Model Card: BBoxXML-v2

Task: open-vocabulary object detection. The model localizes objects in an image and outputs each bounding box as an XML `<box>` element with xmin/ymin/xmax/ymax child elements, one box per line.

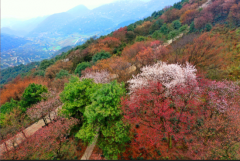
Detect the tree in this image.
<box><xmin>172</xmin><ymin>20</ymin><xmax>182</xmax><ymax>30</ymax></box>
<box><xmin>60</xmin><ymin>77</ymin><xmax>100</xmax><ymax>121</ymax></box>
<box><xmin>127</xmin><ymin>62</ymin><xmax>197</xmax><ymax>93</ymax></box>
<box><xmin>113</xmin><ymin>27</ymin><xmax>127</xmax><ymax>41</ymax></box>
<box><xmin>39</xmin><ymin>59</ymin><xmax>54</xmax><ymax>70</ymax></box>
<box><xmin>180</xmin><ymin>10</ymin><xmax>197</xmax><ymax>25</ymax></box>
<box><xmin>189</xmin><ymin>21</ymin><xmax>196</xmax><ymax>33</ymax></box>
<box><xmin>160</xmin><ymin>23</ymin><xmax>169</xmax><ymax>35</ymax></box>
<box><xmin>21</xmin><ymin>83</ymin><xmax>48</xmax><ymax>110</ymax></box>
<box><xmin>80</xmin><ymin>70</ymin><xmax>110</xmax><ymax>84</ymax></box>
<box><xmin>121</xmin><ymin>80</ymin><xmax>202</xmax><ymax>157</ymax></box>
<box><xmin>92</xmin><ymin>51</ymin><xmax>111</xmax><ymax>64</ymax></box>
<box><xmin>55</xmin><ymin>69</ymin><xmax>69</xmax><ymax>79</ymax></box>
<box><xmin>76</xmin><ymin>80</ymin><xmax>130</xmax><ymax>159</ymax></box>
<box><xmin>205</xmin><ymin>23</ymin><xmax>212</xmax><ymax>31</ymax></box>
<box><xmin>149</xmin><ymin>19</ymin><xmax>164</xmax><ymax>34</ymax></box>
<box><xmin>74</xmin><ymin>62</ymin><xmax>91</xmax><ymax>77</ymax></box>
<box><xmin>194</xmin><ymin>11</ymin><xmax>213</xmax><ymax>29</ymax></box>
<box><xmin>0</xmin><ymin>98</ymin><xmax>19</xmax><ymax>114</ymax></box>
<box><xmin>45</xmin><ymin>60</ymin><xmax>73</xmax><ymax>79</ymax></box>
<box><xmin>27</xmin><ymin>97</ymin><xmax>61</xmax><ymax>126</ymax></box>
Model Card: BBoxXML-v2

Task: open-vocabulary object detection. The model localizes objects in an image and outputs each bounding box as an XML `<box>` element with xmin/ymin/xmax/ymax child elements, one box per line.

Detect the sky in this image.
<box><xmin>1</xmin><ymin>0</ymin><xmax>118</xmax><ymax>20</ymax></box>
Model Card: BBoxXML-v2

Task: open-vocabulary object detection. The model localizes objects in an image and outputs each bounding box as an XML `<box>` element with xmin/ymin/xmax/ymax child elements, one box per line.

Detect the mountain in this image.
<box><xmin>66</xmin><ymin>4</ymin><xmax>90</xmax><ymax>18</ymax></box>
<box><xmin>0</xmin><ymin>34</ymin><xmax>31</xmax><ymax>52</ymax></box>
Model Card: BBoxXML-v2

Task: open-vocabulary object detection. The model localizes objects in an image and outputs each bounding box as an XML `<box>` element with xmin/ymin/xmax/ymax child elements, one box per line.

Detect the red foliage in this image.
<box><xmin>2</xmin><ymin>117</ymin><xmax>79</xmax><ymax>160</ymax></box>
<box><xmin>121</xmin><ymin>81</ymin><xmax>202</xmax><ymax>151</ymax></box>
<box><xmin>113</xmin><ymin>27</ymin><xmax>127</xmax><ymax>41</ymax></box>
<box><xmin>0</xmin><ymin>76</ymin><xmax>48</xmax><ymax>105</ymax></box>
<box><xmin>180</xmin><ymin>10</ymin><xmax>197</xmax><ymax>25</ymax></box>
<box><xmin>194</xmin><ymin>11</ymin><xmax>214</xmax><ymax>29</ymax></box>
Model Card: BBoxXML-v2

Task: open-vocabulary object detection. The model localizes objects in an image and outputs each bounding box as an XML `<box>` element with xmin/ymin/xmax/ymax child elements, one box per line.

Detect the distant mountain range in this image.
<box><xmin>1</xmin><ymin>0</ymin><xmax>179</xmax><ymax>69</ymax></box>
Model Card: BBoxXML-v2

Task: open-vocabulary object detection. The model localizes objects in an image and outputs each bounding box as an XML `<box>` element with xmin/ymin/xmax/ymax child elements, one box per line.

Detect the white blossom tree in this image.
<box><xmin>80</xmin><ymin>70</ymin><xmax>110</xmax><ymax>84</ymax></box>
<box><xmin>128</xmin><ymin>61</ymin><xmax>197</xmax><ymax>93</ymax></box>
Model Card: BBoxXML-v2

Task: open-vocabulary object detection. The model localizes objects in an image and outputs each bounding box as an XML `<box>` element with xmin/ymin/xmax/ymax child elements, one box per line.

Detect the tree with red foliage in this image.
<box><xmin>2</xmin><ymin>117</ymin><xmax>79</xmax><ymax>160</ymax></box>
<box><xmin>180</xmin><ymin>10</ymin><xmax>197</xmax><ymax>25</ymax></box>
<box><xmin>113</xmin><ymin>27</ymin><xmax>127</xmax><ymax>41</ymax></box>
<box><xmin>194</xmin><ymin>11</ymin><xmax>214</xmax><ymax>29</ymax></box>
<box><xmin>121</xmin><ymin>80</ymin><xmax>202</xmax><ymax>157</ymax></box>
<box><xmin>182</xmin><ymin>33</ymin><xmax>224</xmax><ymax>68</ymax></box>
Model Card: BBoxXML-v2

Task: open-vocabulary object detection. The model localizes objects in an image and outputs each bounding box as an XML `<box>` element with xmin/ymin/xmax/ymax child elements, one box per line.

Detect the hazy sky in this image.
<box><xmin>1</xmin><ymin>0</ymin><xmax>118</xmax><ymax>19</ymax></box>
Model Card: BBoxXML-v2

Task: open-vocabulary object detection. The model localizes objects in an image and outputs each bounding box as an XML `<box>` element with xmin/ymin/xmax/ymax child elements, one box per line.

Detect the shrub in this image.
<box><xmin>172</xmin><ymin>20</ymin><xmax>182</xmax><ymax>30</ymax></box>
<box><xmin>179</xmin><ymin>24</ymin><xmax>188</xmax><ymax>32</ymax></box>
<box><xmin>74</xmin><ymin>62</ymin><xmax>91</xmax><ymax>77</ymax></box>
<box><xmin>39</xmin><ymin>59</ymin><xmax>54</xmax><ymax>70</ymax></box>
<box><xmin>21</xmin><ymin>83</ymin><xmax>48</xmax><ymax>110</ymax></box>
<box><xmin>0</xmin><ymin>99</ymin><xmax>19</xmax><ymax>114</ymax></box>
<box><xmin>55</xmin><ymin>69</ymin><xmax>69</xmax><ymax>79</ymax></box>
<box><xmin>135</xmin><ymin>36</ymin><xmax>148</xmax><ymax>42</ymax></box>
<box><xmin>33</xmin><ymin>70</ymin><xmax>45</xmax><ymax>77</ymax></box>
<box><xmin>92</xmin><ymin>51</ymin><xmax>111</xmax><ymax>64</ymax></box>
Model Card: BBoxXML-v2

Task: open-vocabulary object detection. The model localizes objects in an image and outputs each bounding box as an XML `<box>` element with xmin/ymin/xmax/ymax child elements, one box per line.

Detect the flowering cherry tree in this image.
<box><xmin>80</xmin><ymin>70</ymin><xmax>110</xmax><ymax>84</ymax></box>
<box><xmin>26</xmin><ymin>97</ymin><xmax>61</xmax><ymax>125</ymax></box>
<box><xmin>128</xmin><ymin>62</ymin><xmax>197</xmax><ymax>93</ymax></box>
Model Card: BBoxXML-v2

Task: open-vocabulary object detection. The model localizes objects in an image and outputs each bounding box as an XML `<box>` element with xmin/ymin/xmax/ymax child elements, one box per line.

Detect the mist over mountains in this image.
<box><xmin>1</xmin><ymin>0</ymin><xmax>179</xmax><ymax>69</ymax></box>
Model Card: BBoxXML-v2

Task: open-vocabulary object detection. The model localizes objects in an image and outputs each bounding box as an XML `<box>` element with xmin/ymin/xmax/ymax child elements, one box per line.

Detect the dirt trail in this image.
<box><xmin>0</xmin><ymin>105</ymin><xmax>62</xmax><ymax>156</ymax></box>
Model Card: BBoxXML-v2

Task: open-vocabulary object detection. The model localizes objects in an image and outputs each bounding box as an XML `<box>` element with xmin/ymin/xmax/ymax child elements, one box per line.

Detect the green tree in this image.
<box><xmin>21</xmin><ymin>83</ymin><xmax>48</xmax><ymax>110</ymax></box>
<box><xmin>92</xmin><ymin>51</ymin><xmax>111</xmax><ymax>64</ymax></box>
<box><xmin>55</xmin><ymin>69</ymin><xmax>69</xmax><ymax>79</ymax></box>
<box><xmin>172</xmin><ymin>20</ymin><xmax>182</xmax><ymax>30</ymax></box>
<box><xmin>168</xmin><ymin>30</ymin><xmax>180</xmax><ymax>40</ymax></box>
<box><xmin>149</xmin><ymin>19</ymin><xmax>164</xmax><ymax>34</ymax></box>
<box><xmin>189</xmin><ymin>21</ymin><xmax>196</xmax><ymax>33</ymax></box>
<box><xmin>39</xmin><ymin>59</ymin><xmax>54</xmax><ymax>70</ymax></box>
<box><xmin>76</xmin><ymin>81</ymin><xmax>130</xmax><ymax>159</ymax></box>
<box><xmin>0</xmin><ymin>99</ymin><xmax>19</xmax><ymax>114</ymax></box>
<box><xmin>74</xmin><ymin>62</ymin><xmax>91</xmax><ymax>77</ymax></box>
<box><xmin>33</xmin><ymin>70</ymin><xmax>45</xmax><ymax>77</ymax></box>
<box><xmin>135</xmin><ymin>36</ymin><xmax>148</xmax><ymax>42</ymax></box>
<box><xmin>179</xmin><ymin>24</ymin><xmax>188</xmax><ymax>32</ymax></box>
<box><xmin>160</xmin><ymin>23</ymin><xmax>169</xmax><ymax>35</ymax></box>
<box><xmin>205</xmin><ymin>23</ymin><xmax>212</xmax><ymax>32</ymax></box>
<box><xmin>152</xmin><ymin>30</ymin><xmax>164</xmax><ymax>39</ymax></box>
<box><xmin>60</xmin><ymin>77</ymin><xmax>101</xmax><ymax>120</ymax></box>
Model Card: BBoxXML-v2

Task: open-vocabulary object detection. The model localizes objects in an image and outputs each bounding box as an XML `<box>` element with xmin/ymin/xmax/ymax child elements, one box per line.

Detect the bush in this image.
<box><xmin>92</xmin><ymin>51</ymin><xmax>111</xmax><ymax>64</ymax></box>
<box><xmin>39</xmin><ymin>59</ymin><xmax>54</xmax><ymax>70</ymax></box>
<box><xmin>21</xmin><ymin>83</ymin><xmax>48</xmax><ymax>110</ymax></box>
<box><xmin>55</xmin><ymin>69</ymin><xmax>69</xmax><ymax>79</ymax></box>
<box><xmin>135</xmin><ymin>36</ymin><xmax>148</xmax><ymax>42</ymax></box>
<box><xmin>152</xmin><ymin>30</ymin><xmax>164</xmax><ymax>40</ymax></box>
<box><xmin>179</xmin><ymin>24</ymin><xmax>188</xmax><ymax>32</ymax></box>
<box><xmin>168</xmin><ymin>30</ymin><xmax>180</xmax><ymax>39</ymax></box>
<box><xmin>172</xmin><ymin>20</ymin><xmax>182</xmax><ymax>30</ymax></box>
<box><xmin>74</xmin><ymin>62</ymin><xmax>91</xmax><ymax>77</ymax></box>
<box><xmin>205</xmin><ymin>23</ymin><xmax>212</xmax><ymax>32</ymax></box>
<box><xmin>0</xmin><ymin>99</ymin><xmax>19</xmax><ymax>114</ymax></box>
<box><xmin>33</xmin><ymin>70</ymin><xmax>45</xmax><ymax>77</ymax></box>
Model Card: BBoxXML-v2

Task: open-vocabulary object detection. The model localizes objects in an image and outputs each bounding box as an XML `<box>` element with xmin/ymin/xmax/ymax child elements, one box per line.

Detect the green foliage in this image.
<box><xmin>76</xmin><ymin>81</ymin><xmax>130</xmax><ymax>159</ymax></box>
<box><xmin>160</xmin><ymin>23</ymin><xmax>169</xmax><ymax>35</ymax></box>
<box><xmin>168</xmin><ymin>30</ymin><xmax>180</xmax><ymax>40</ymax></box>
<box><xmin>56</xmin><ymin>69</ymin><xmax>69</xmax><ymax>79</ymax></box>
<box><xmin>235</xmin><ymin>27</ymin><xmax>240</xmax><ymax>36</ymax></box>
<box><xmin>21</xmin><ymin>83</ymin><xmax>48</xmax><ymax>110</ymax></box>
<box><xmin>40</xmin><ymin>59</ymin><xmax>54</xmax><ymax>70</ymax></box>
<box><xmin>92</xmin><ymin>51</ymin><xmax>111</xmax><ymax>64</ymax></box>
<box><xmin>179</xmin><ymin>24</ymin><xmax>188</xmax><ymax>32</ymax></box>
<box><xmin>74</xmin><ymin>62</ymin><xmax>91</xmax><ymax>77</ymax></box>
<box><xmin>135</xmin><ymin>36</ymin><xmax>148</xmax><ymax>42</ymax></box>
<box><xmin>0</xmin><ymin>99</ymin><xmax>19</xmax><ymax>114</ymax></box>
<box><xmin>172</xmin><ymin>20</ymin><xmax>182</xmax><ymax>30</ymax></box>
<box><xmin>149</xmin><ymin>19</ymin><xmax>164</xmax><ymax>34</ymax></box>
<box><xmin>127</xmin><ymin>24</ymin><xmax>135</xmax><ymax>31</ymax></box>
<box><xmin>60</xmin><ymin>77</ymin><xmax>101</xmax><ymax>119</ymax></box>
<box><xmin>189</xmin><ymin>21</ymin><xmax>196</xmax><ymax>33</ymax></box>
<box><xmin>152</xmin><ymin>30</ymin><xmax>164</xmax><ymax>40</ymax></box>
<box><xmin>205</xmin><ymin>23</ymin><xmax>212</xmax><ymax>32</ymax></box>
<box><xmin>33</xmin><ymin>70</ymin><xmax>45</xmax><ymax>77</ymax></box>
<box><xmin>0</xmin><ymin>62</ymin><xmax>40</xmax><ymax>85</ymax></box>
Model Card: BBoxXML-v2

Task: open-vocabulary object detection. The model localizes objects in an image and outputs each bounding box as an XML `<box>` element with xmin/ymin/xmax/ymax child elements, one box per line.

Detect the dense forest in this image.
<box><xmin>1</xmin><ymin>0</ymin><xmax>240</xmax><ymax>160</ymax></box>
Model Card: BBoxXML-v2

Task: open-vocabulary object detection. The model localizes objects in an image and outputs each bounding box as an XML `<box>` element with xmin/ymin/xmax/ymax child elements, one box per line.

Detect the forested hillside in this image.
<box><xmin>1</xmin><ymin>0</ymin><xmax>240</xmax><ymax>160</ymax></box>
